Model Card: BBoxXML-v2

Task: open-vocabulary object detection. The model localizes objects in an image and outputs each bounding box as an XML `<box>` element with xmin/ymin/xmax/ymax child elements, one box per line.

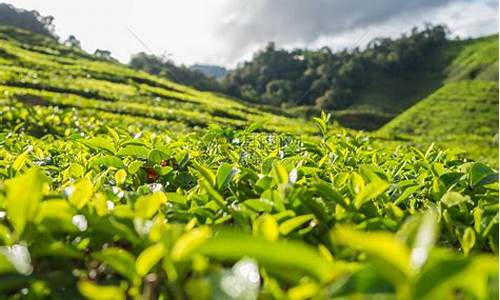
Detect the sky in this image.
<box><xmin>3</xmin><ymin>0</ymin><xmax>499</xmax><ymax>68</ymax></box>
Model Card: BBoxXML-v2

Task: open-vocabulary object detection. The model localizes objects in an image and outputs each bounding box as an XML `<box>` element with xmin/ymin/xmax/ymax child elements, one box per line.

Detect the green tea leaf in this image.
<box><xmin>461</xmin><ymin>227</ymin><xmax>476</xmax><ymax>256</ymax></box>
<box><xmin>78</xmin><ymin>280</ymin><xmax>125</xmax><ymax>300</ymax></box>
<box><xmin>332</xmin><ymin>226</ymin><xmax>411</xmax><ymax>286</ymax></box>
<box><xmin>469</xmin><ymin>162</ymin><xmax>498</xmax><ymax>188</ymax></box>
<box><xmin>354</xmin><ymin>179</ymin><xmax>389</xmax><ymax>209</ymax></box>
<box><xmin>114</xmin><ymin>169</ymin><xmax>127</xmax><ymax>185</ymax></box>
<box><xmin>272</xmin><ymin>161</ymin><xmax>288</xmax><ymax>185</ymax></box>
<box><xmin>5</xmin><ymin>168</ymin><xmax>46</xmax><ymax>234</ymax></box>
<box><xmin>199</xmin><ymin>230</ymin><xmax>333</xmax><ymax>282</ymax></box>
<box><xmin>171</xmin><ymin>227</ymin><xmax>212</xmax><ymax>261</ymax></box>
<box><xmin>134</xmin><ymin>192</ymin><xmax>167</xmax><ymax>219</ymax></box>
<box><xmin>117</xmin><ymin>145</ymin><xmax>149</xmax><ymax>158</ymax></box>
<box><xmin>216</xmin><ymin>163</ymin><xmax>237</xmax><ymax>190</ymax></box>
<box><xmin>94</xmin><ymin>248</ymin><xmax>138</xmax><ymax>282</ymax></box>
<box><xmin>279</xmin><ymin>214</ymin><xmax>314</xmax><ymax>235</ymax></box>
<box><xmin>440</xmin><ymin>191</ymin><xmax>471</xmax><ymax>207</ymax></box>
<box><xmin>80</xmin><ymin>137</ymin><xmax>117</xmax><ymax>154</ymax></box>
<box><xmin>136</xmin><ymin>243</ymin><xmax>165</xmax><ymax>277</ymax></box>
<box><xmin>68</xmin><ymin>179</ymin><xmax>94</xmax><ymax>210</ymax></box>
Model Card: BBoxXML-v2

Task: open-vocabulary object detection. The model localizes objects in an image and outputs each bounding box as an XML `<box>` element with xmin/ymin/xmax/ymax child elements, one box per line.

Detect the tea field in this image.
<box><xmin>379</xmin><ymin>80</ymin><xmax>499</xmax><ymax>166</ymax></box>
<box><xmin>0</xmin><ymin>25</ymin><xmax>498</xmax><ymax>299</ymax></box>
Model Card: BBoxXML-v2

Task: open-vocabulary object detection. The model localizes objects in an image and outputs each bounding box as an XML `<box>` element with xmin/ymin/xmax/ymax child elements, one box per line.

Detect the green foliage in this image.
<box><xmin>129</xmin><ymin>52</ymin><xmax>225</xmax><ymax>93</ymax></box>
<box><xmin>0</xmin><ymin>3</ymin><xmax>57</xmax><ymax>39</ymax></box>
<box><xmin>222</xmin><ymin>25</ymin><xmax>449</xmax><ymax>112</ymax></box>
<box><xmin>1</xmin><ymin>110</ymin><xmax>498</xmax><ymax>298</ymax></box>
<box><xmin>0</xmin><ymin>22</ymin><xmax>497</xmax><ymax>300</ymax></box>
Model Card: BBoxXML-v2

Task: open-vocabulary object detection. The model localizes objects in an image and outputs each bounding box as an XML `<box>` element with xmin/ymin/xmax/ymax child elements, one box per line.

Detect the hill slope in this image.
<box><xmin>0</xmin><ymin>25</ymin><xmax>314</xmax><ymax>135</ymax></box>
<box><xmin>335</xmin><ymin>35</ymin><xmax>499</xmax><ymax>129</ymax></box>
<box><xmin>379</xmin><ymin>80</ymin><xmax>499</xmax><ymax>165</ymax></box>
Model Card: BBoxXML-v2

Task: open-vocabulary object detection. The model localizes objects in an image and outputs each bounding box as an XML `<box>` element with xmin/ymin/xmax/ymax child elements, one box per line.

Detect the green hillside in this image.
<box><xmin>0</xmin><ymin>23</ymin><xmax>498</xmax><ymax>300</ymax></box>
<box><xmin>378</xmin><ymin>36</ymin><xmax>499</xmax><ymax>166</ymax></box>
<box><xmin>336</xmin><ymin>35</ymin><xmax>499</xmax><ymax>129</ymax></box>
<box><xmin>0</xmin><ymin>25</ymin><xmax>314</xmax><ymax>136</ymax></box>
<box><xmin>379</xmin><ymin>80</ymin><xmax>499</xmax><ymax>166</ymax></box>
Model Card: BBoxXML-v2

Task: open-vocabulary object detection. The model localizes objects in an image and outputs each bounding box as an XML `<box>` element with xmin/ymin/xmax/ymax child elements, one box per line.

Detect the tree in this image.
<box><xmin>94</xmin><ymin>49</ymin><xmax>115</xmax><ymax>61</ymax></box>
<box><xmin>128</xmin><ymin>52</ymin><xmax>224</xmax><ymax>92</ymax></box>
<box><xmin>65</xmin><ymin>35</ymin><xmax>81</xmax><ymax>49</ymax></box>
<box><xmin>0</xmin><ymin>3</ymin><xmax>57</xmax><ymax>39</ymax></box>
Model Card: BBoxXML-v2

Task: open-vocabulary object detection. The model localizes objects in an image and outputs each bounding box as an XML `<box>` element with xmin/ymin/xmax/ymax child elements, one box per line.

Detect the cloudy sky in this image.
<box><xmin>4</xmin><ymin>0</ymin><xmax>499</xmax><ymax>67</ymax></box>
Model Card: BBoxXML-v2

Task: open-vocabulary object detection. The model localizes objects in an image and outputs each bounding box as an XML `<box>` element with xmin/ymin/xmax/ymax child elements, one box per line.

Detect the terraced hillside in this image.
<box><xmin>379</xmin><ymin>80</ymin><xmax>498</xmax><ymax>166</ymax></box>
<box><xmin>0</xmin><ymin>25</ymin><xmax>314</xmax><ymax>136</ymax></box>
<box><xmin>336</xmin><ymin>35</ymin><xmax>499</xmax><ymax>130</ymax></box>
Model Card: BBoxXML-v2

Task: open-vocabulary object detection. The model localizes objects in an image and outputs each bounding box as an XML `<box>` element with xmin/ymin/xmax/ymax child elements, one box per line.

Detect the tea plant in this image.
<box><xmin>0</xmin><ymin>102</ymin><xmax>498</xmax><ymax>299</ymax></box>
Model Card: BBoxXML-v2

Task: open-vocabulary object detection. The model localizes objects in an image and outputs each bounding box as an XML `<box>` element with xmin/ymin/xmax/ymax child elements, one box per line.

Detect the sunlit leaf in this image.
<box><xmin>5</xmin><ymin>168</ymin><xmax>47</xmax><ymax>234</ymax></box>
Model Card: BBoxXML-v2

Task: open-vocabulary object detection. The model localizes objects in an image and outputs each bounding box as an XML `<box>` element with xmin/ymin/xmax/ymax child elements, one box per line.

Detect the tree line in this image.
<box><xmin>127</xmin><ymin>24</ymin><xmax>450</xmax><ymax>111</ymax></box>
<box><xmin>222</xmin><ymin>24</ymin><xmax>449</xmax><ymax>110</ymax></box>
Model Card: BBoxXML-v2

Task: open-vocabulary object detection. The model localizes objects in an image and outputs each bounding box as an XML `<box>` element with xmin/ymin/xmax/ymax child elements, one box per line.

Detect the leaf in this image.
<box><xmin>253</xmin><ymin>215</ymin><xmax>279</xmax><ymax>241</ymax></box>
<box><xmin>12</xmin><ymin>152</ymin><xmax>28</xmax><ymax>172</ymax></box>
<box><xmin>408</xmin><ymin>210</ymin><xmax>439</xmax><ymax>269</ymax></box>
<box><xmin>78</xmin><ymin>280</ymin><xmax>125</xmax><ymax>300</ymax></box>
<box><xmin>331</xmin><ymin>226</ymin><xmax>411</xmax><ymax>287</ymax></box>
<box><xmin>34</xmin><ymin>199</ymin><xmax>76</xmax><ymax>231</ymax></box>
<box><xmin>89</xmin><ymin>155</ymin><xmax>125</xmax><ymax>169</ymax></box>
<box><xmin>279</xmin><ymin>214</ymin><xmax>314</xmax><ymax>235</ymax></box>
<box><xmin>469</xmin><ymin>162</ymin><xmax>498</xmax><ymax>188</ymax></box>
<box><xmin>134</xmin><ymin>192</ymin><xmax>167</xmax><ymax>219</ymax></box>
<box><xmin>114</xmin><ymin>169</ymin><xmax>127</xmax><ymax>185</ymax></box>
<box><xmin>272</xmin><ymin>161</ymin><xmax>289</xmax><ymax>185</ymax></box>
<box><xmin>135</xmin><ymin>243</ymin><xmax>165</xmax><ymax>277</ymax></box>
<box><xmin>5</xmin><ymin>168</ymin><xmax>46</xmax><ymax>234</ymax></box>
<box><xmin>68</xmin><ymin>179</ymin><xmax>94</xmax><ymax>210</ymax></box>
<box><xmin>171</xmin><ymin>227</ymin><xmax>212</xmax><ymax>261</ymax></box>
<box><xmin>0</xmin><ymin>252</ymin><xmax>16</xmax><ymax>275</ymax></box>
<box><xmin>461</xmin><ymin>227</ymin><xmax>476</xmax><ymax>256</ymax></box>
<box><xmin>94</xmin><ymin>248</ymin><xmax>138</xmax><ymax>282</ymax></box>
<box><xmin>148</xmin><ymin>149</ymin><xmax>168</xmax><ymax>163</ymax></box>
<box><xmin>199</xmin><ymin>179</ymin><xmax>227</xmax><ymax>210</ymax></box>
<box><xmin>354</xmin><ymin>179</ymin><xmax>389</xmax><ymax>209</ymax></box>
<box><xmin>394</xmin><ymin>185</ymin><xmax>420</xmax><ymax>205</ymax></box>
<box><xmin>192</xmin><ymin>161</ymin><xmax>216</xmax><ymax>186</ymax></box>
<box><xmin>67</xmin><ymin>163</ymin><xmax>84</xmax><ymax>178</ymax></box>
<box><xmin>314</xmin><ymin>181</ymin><xmax>349</xmax><ymax>209</ymax></box>
<box><xmin>216</xmin><ymin>163</ymin><xmax>238</xmax><ymax>190</ymax></box>
<box><xmin>199</xmin><ymin>229</ymin><xmax>333</xmax><ymax>282</ymax></box>
<box><xmin>128</xmin><ymin>161</ymin><xmax>143</xmax><ymax>175</ymax></box>
<box><xmin>80</xmin><ymin>137</ymin><xmax>116</xmax><ymax>154</ymax></box>
<box><xmin>440</xmin><ymin>191</ymin><xmax>471</xmax><ymax>207</ymax></box>
<box><xmin>349</xmin><ymin>172</ymin><xmax>364</xmax><ymax>195</ymax></box>
<box><xmin>117</xmin><ymin>145</ymin><xmax>149</xmax><ymax>158</ymax></box>
<box><xmin>414</xmin><ymin>251</ymin><xmax>498</xmax><ymax>300</ymax></box>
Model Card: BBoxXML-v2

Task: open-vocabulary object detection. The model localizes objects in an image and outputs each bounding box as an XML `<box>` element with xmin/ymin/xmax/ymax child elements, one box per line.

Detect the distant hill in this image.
<box><xmin>190</xmin><ymin>64</ymin><xmax>227</xmax><ymax>79</ymax></box>
<box><xmin>334</xmin><ymin>35</ymin><xmax>498</xmax><ymax>130</ymax></box>
<box><xmin>377</xmin><ymin>35</ymin><xmax>499</xmax><ymax>166</ymax></box>
<box><xmin>220</xmin><ymin>27</ymin><xmax>498</xmax><ymax>131</ymax></box>
<box><xmin>378</xmin><ymin>80</ymin><xmax>498</xmax><ymax>166</ymax></box>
